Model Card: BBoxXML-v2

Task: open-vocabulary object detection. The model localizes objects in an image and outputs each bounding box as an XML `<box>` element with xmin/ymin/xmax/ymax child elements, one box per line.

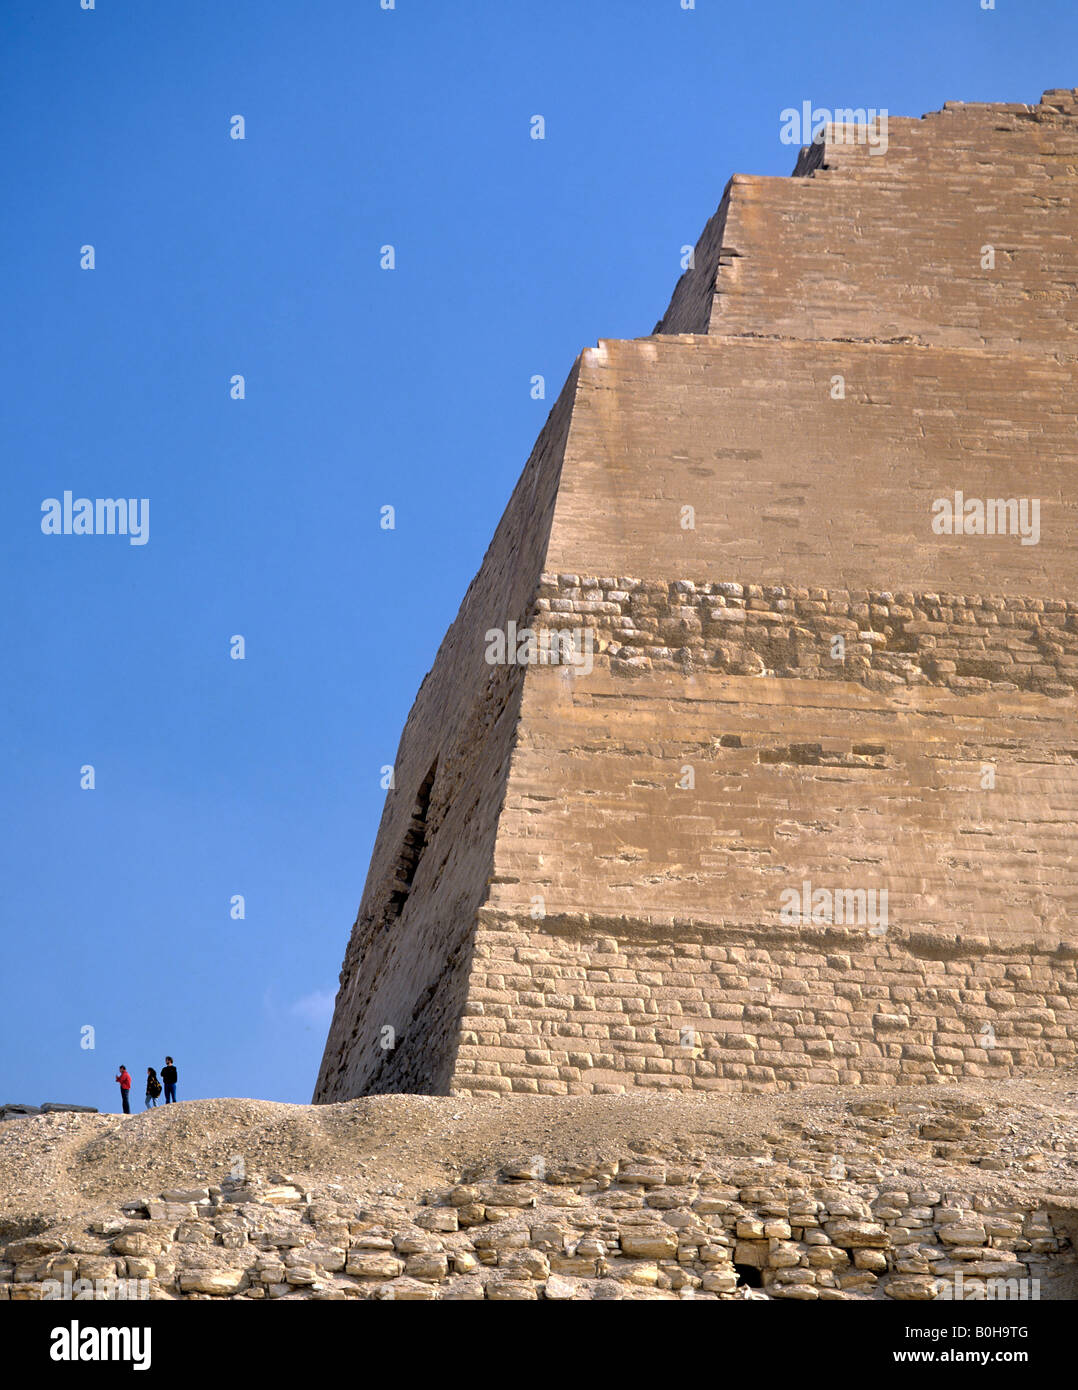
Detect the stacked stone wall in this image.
<box><xmin>657</xmin><ymin>91</ymin><xmax>1078</xmax><ymax>355</ymax></box>
<box><xmin>3</xmin><ymin>1153</ymin><xmax>1070</xmax><ymax>1301</ymax></box>
<box><xmin>534</xmin><ymin>573</ymin><xmax>1078</xmax><ymax>697</ymax></box>
<box><xmin>453</xmin><ymin>913</ymin><xmax>1078</xmax><ymax>1096</ymax></box>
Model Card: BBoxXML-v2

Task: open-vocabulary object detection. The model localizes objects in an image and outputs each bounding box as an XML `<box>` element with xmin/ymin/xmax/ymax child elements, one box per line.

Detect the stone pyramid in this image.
<box><xmin>316</xmin><ymin>90</ymin><xmax>1078</xmax><ymax>1102</ymax></box>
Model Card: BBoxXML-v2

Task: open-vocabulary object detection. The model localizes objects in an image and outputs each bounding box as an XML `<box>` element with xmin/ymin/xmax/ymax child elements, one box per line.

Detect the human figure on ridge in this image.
<box><xmin>161</xmin><ymin>1056</ymin><xmax>178</xmax><ymax>1104</ymax></box>
<box><xmin>145</xmin><ymin>1067</ymin><xmax>161</xmax><ymax>1108</ymax></box>
<box><xmin>115</xmin><ymin>1065</ymin><xmax>132</xmax><ymax>1114</ymax></box>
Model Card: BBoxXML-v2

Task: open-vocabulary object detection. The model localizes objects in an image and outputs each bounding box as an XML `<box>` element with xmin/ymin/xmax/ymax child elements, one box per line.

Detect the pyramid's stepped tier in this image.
<box><xmin>467</xmin><ymin>660</ymin><xmax>1078</xmax><ymax>1090</ymax></box>
<box><xmin>315</xmin><ymin>92</ymin><xmax>1078</xmax><ymax>1103</ymax></box>
<box><xmin>488</xmin><ymin>653</ymin><xmax>1078</xmax><ymax>943</ymax></box>
<box><xmin>548</xmin><ymin>337</ymin><xmax>1078</xmax><ymax>593</ymax></box>
<box><xmin>456</xmin><ymin>914</ymin><xmax>1078</xmax><ymax>1095</ymax></box>
<box><xmin>657</xmin><ymin>91</ymin><xmax>1078</xmax><ymax>353</ymax></box>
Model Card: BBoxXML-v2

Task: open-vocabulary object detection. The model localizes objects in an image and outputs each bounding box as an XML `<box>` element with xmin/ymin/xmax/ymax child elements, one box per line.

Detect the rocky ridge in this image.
<box><xmin>1</xmin><ymin>1104</ymin><xmax>98</xmax><ymax>1123</ymax></box>
<box><xmin>2</xmin><ymin>1079</ymin><xmax>1076</xmax><ymax>1300</ymax></box>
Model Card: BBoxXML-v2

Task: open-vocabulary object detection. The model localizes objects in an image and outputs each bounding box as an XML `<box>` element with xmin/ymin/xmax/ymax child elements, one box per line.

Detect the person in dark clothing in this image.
<box><xmin>115</xmin><ymin>1065</ymin><xmax>132</xmax><ymax>1114</ymax></box>
<box><xmin>161</xmin><ymin>1057</ymin><xmax>178</xmax><ymax>1104</ymax></box>
<box><xmin>145</xmin><ymin>1067</ymin><xmax>161</xmax><ymax>1108</ymax></box>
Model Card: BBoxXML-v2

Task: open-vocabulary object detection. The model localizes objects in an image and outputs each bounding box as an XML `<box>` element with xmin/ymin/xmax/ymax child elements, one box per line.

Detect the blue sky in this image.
<box><xmin>1</xmin><ymin>0</ymin><xmax>1073</xmax><ymax>1112</ymax></box>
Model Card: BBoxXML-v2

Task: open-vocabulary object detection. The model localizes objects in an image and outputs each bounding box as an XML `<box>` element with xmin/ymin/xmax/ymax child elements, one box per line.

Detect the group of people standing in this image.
<box><xmin>114</xmin><ymin>1058</ymin><xmax>178</xmax><ymax>1112</ymax></box>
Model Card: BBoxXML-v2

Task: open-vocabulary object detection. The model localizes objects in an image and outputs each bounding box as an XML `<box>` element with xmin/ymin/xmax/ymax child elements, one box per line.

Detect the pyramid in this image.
<box><xmin>315</xmin><ymin>91</ymin><xmax>1078</xmax><ymax>1101</ymax></box>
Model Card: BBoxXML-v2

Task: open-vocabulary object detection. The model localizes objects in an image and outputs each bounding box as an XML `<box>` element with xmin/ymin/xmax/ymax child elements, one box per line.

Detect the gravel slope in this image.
<box><xmin>2</xmin><ymin>1075</ymin><xmax>1077</xmax><ymax>1242</ymax></box>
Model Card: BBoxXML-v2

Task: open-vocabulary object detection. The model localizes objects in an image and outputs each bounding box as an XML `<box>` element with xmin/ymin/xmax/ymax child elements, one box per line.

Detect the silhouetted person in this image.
<box><xmin>145</xmin><ymin>1067</ymin><xmax>161</xmax><ymax>1108</ymax></box>
<box><xmin>115</xmin><ymin>1065</ymin><xmax>132</xmax><ymax>1115</ymax></box>
<box><xmin>161</xmin><ymin>1057</ymin><xmax>178</xmax><ymax>1104</ymax></box>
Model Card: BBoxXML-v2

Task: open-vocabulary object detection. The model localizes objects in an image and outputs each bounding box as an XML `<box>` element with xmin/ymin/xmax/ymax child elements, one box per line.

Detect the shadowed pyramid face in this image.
<box><xmin>315</xmin><ymin>91</ymin><xmax>1078</xmax><ymax>1105</ymax></box>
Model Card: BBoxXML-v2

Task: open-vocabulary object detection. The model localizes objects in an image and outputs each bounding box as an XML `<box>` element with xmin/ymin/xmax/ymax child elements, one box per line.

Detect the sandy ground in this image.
<box><xmin>2</xmin><ymin>1072</ymin><xmax>1077</xmax><ymax>1241</ymax></box>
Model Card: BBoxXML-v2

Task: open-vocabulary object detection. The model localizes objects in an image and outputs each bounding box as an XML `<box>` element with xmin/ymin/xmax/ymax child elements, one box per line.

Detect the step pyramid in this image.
<box><xmin>316</xmin><ymin>91</ymin><xmax>1078</xmax><ymax>1101</ymax></box>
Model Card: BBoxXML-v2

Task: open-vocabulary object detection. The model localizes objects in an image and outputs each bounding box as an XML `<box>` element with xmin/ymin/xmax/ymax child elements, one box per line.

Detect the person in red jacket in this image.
<box><xmin>115</xmin><ymin>1065</ymin><xmax>132</xmax><ymax>1115</ymax></box>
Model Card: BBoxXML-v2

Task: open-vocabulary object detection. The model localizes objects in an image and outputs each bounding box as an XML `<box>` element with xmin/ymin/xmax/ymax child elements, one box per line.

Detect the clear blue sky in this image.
<box><xmin>1</xmin><ymin>0</ymin><xmax>1073</xmax><ymax>1112</ymax></box>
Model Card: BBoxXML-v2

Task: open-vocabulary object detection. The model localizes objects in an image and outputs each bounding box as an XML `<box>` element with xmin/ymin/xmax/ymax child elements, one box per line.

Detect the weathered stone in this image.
<box><xmin>825</xmin><ymin>1220</ymin><xmax>889</xmax><ymax>1249</ymax></box>
<box><xmin>618</xmin><ymin>1229</ymin><xmax>678</xmax><ymax>1259</ymax></box>
<box><xmin>415</xmin><ymin>1207</ymin><xmax>458</xmax><ymax>1233</ymax></box>
<box><xmin>543</xmin><ymin>1273</ymin><xmax>582</xmax><ymax>1300</ymax></box>
<box><xmin>938</xmin><ymin>1224</ymin><xmax>988</xmax><ymax>1247</ymax></box>
<box><xmin>345</xmin><ymin>1253</ymin><xmax>404</xmax><ymax>1280</ymax></box>
<box><xmin>884</xmin><ymin>1276</ymin><xmax>939</xmax><ymax>1301</ymax></box>
<box><xmin>178</xmin><ymin>1268</ymin><xmax>248</xmax><ymax>1295</ymax></box>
